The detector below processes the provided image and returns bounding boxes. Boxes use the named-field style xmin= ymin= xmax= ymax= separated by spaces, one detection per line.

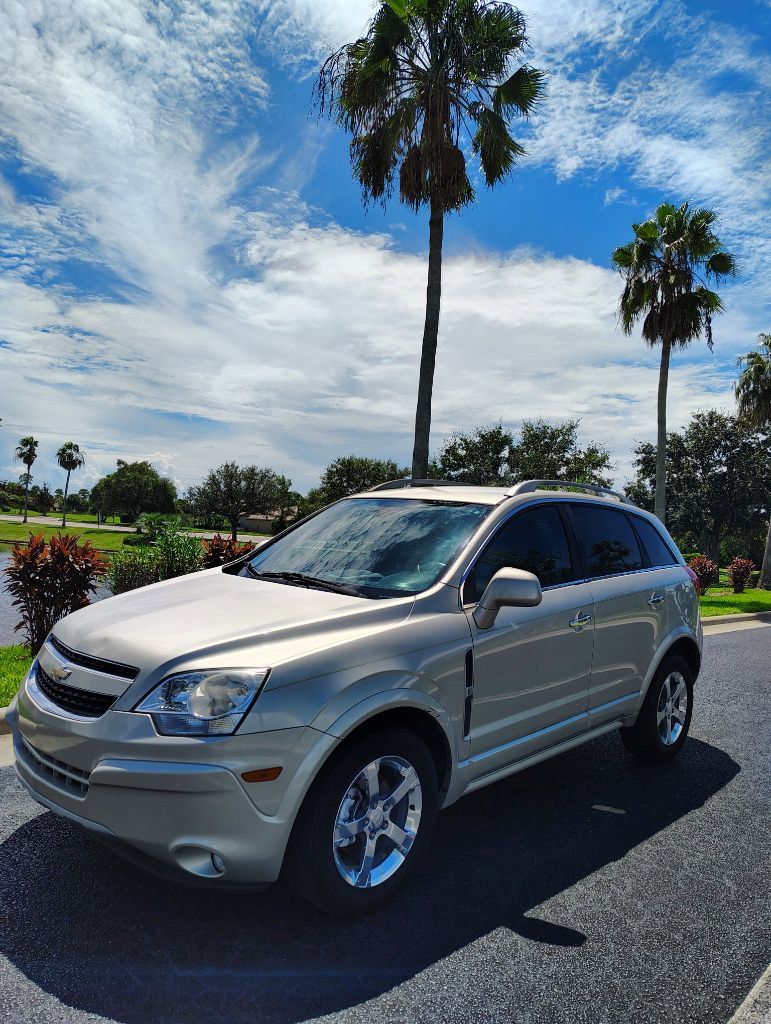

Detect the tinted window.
xmin=465 ymin=505 xmax=574 ymax=603
xmin=568 ymin=505 xmax=644 ymax=577
xmin=632 ymin=516 xmax=677 ymax=567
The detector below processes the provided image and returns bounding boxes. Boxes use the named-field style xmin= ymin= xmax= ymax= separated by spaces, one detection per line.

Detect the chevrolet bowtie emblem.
xmin=49 ymin=663 xmax=73 ymax=683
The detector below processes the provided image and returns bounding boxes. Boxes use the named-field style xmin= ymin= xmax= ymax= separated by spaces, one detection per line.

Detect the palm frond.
xmin=316 ymin=0 xmax=543 ymax=213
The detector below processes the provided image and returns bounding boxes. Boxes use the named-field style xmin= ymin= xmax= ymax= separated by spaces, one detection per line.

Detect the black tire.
xmin=283 ymin=728 xmax=439 ymax=916
xmin=620 ymin=654 xmax=694 ymax=762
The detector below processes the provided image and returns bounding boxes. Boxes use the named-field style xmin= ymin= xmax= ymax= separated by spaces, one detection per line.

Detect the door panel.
xmin=464 ymin=581 xmax=595 ymax=779
xmin=586 ymin=568 xmax=670 ymax=721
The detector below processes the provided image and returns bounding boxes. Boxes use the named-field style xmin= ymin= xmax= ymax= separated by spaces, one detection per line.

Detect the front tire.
xmin=284 ymin=729 xmax=439 ymax=916
xmin=620 ymin=655 xmax=694 ymax=762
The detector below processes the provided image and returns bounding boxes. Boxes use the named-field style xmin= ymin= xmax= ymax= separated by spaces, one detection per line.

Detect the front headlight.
xmin=136 ymin=669 xmax=269 ymax=736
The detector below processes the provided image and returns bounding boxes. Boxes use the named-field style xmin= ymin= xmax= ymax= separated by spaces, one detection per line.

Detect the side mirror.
xmin=473 ymin=567 xmax=542 ymax=630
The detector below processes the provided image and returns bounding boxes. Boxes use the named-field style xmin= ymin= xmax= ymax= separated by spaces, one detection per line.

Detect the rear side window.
xmin=465 ymin=505 xmax=575 ymax=603
xmin=568 ymin=505 xmax=644 ymax=578
xmin=632 ymin=516 xmax=678 ymax=567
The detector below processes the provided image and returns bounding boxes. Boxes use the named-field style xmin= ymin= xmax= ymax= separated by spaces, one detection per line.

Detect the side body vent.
xmin=463 ymin=648 xmax=474 ymax=739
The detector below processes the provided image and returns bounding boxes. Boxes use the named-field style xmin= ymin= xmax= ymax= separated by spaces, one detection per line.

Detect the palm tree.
xmin=612 ymin=203 xmax=736 ymax=523
xmin=736 ymin=332 xmax=771 ymax=588
xmin=56 ymin=442 xmax=86 ymax=528
xmin=14 ymin=436 xmax=38 ymax=523
xmin=317 ymin=0 xmax=545 ymax=479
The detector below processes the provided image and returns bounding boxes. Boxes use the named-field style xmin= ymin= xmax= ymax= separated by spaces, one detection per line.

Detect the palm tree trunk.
xmin=759 ymin=517 xmax=771 ymax=590
xmin=62 ymin=469 xmax=71 ymax=528
xmin=654 ymin=337 xmax=672 ymax=523
xmin=22 ymin=473 xmax=29 ymax=524
xmin=411 ymin=195 xmax=444 ymax=480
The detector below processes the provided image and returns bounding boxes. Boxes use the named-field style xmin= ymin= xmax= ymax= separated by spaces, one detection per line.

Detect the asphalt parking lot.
xmin=0 ymin=624 xmax=769 ymax=1024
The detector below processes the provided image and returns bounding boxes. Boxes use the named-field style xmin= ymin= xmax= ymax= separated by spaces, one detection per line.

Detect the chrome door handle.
xmin=569 ymin=612 xmax=593 ymax=631
xmin=648 ymin=593 xmax=665 ymax=606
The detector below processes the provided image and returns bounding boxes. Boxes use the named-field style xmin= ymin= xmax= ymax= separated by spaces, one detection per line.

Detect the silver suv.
xmin=9 ymin=479 xmax=702 ymax=915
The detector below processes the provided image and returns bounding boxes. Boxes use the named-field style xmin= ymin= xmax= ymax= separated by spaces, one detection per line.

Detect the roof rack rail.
xmin=506 ymin=479 xmax=635 ymax=506
xmin=369 ymin=478 xmax=458 ymax=491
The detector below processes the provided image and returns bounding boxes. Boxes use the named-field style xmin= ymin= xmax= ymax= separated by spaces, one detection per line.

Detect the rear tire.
xmin=620 ymin=655 xmax=694 ymax=762
xmin=284 ymin=728 xmax=439 ymax=916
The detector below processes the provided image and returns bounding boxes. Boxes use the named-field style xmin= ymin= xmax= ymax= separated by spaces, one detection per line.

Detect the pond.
xmin=0 ymin=552 xmax=113 ymax=647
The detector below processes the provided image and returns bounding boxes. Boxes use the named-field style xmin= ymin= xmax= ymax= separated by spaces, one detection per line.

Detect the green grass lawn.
xmin=37 ymin=511 xmax=127 ymax=525
xmin=0 ymin=645 xmax=32 ymax=707
xmin=0 ymin=522 xmax=131 ymax=552
xmin=699 ymin=587 xmax=771 ymax=617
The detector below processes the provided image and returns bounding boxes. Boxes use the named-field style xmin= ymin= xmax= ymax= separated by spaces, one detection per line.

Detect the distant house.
xmin=238 ymin=509 xmax=297 ymax=534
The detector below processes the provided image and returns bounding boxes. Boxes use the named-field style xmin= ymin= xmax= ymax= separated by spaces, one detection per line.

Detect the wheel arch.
xmin=324 ymin=695 xmax=455 ymax=805
xmin=641 ymin=630 xmax=701 ymax=703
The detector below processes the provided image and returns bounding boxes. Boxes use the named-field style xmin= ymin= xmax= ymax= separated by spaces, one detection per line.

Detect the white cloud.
xmin=0 ymin=0 xmax=766 ymax=499
xmin=0 ymin=218 xmax=748 ymax=493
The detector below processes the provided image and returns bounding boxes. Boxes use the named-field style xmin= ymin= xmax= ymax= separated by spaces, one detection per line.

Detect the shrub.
xmin=122 ymin=534 xmax=149 ymax=547
xmin=726 ymin=556 xmax=755 ymax=595
xmin=688 ymin=554 xmax=718 ymax=595
xmin=201 ymin=534 xmax=254 ymax=569
xmin=108 ymin=547 xmax=160 ymax=595
xmin=137 ymin=512 xmax=171 ymax=542
xmin=155 ymin=522 xmax=202 ymax=580
xmin=3 ymin=533 xmax=107 ymax=654
xmin=109 ymin=521 xmax=201 ymax=595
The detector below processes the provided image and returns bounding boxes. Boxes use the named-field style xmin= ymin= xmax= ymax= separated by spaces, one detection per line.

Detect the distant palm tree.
xmin=14 ymin=436 xmax=38 ymax=523
xmin=56 ymin=442 xmax=86 ymax=528
xmin=612 ymin=203 xmax=736 ymax=523
xmin=318 ymin=0 xmax=545 ymax=479
xmin=736 ymin=332 xmax=771 ymax=589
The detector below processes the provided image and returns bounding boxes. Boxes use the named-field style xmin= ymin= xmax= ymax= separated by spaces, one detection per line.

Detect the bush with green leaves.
xmin=155 ymin=522 xmax=202 ymax=580
xmin=109 ymin=521 xmax=201 ymax=594
xmin=108 ymin=546 xmax=160 ymax=595
xmin=137 ymin=512 xmax=172 ymax=542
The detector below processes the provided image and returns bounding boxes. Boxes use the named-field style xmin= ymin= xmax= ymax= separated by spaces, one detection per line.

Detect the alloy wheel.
xmin=332 ymin=755 xmax=422 ymax=888
xmin=657 ymin=671 xmax=688 ymax=746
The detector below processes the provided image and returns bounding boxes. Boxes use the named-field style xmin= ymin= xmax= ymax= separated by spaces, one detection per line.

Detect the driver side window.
xmin=464 ymin=505 xmax=575 ymax=604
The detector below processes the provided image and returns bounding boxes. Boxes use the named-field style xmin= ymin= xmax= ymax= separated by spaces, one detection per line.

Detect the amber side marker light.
xmin=241 ymin=767 xmax=283 ymax=783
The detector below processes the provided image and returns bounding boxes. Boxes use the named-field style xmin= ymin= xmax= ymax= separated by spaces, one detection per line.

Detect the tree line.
xmin=3 ymin=400 xmax=769 ymax=583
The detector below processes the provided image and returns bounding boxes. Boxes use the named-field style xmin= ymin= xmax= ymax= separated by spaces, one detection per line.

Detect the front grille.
xmin=20 ymin=736 xmax=91 ymax=797
xmin=36 ymin=663 xmax=117 ymax=718
xmin=49 ymin=634 xmax=138 ymax=680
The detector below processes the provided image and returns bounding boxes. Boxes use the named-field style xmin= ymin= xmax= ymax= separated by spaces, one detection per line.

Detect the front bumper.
xmin=9 ymin=676 xmax=335 ymax=885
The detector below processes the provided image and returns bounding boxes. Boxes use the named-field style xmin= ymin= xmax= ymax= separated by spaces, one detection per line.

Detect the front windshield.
xmin=242 ymin=497 xmax=490 ymax=599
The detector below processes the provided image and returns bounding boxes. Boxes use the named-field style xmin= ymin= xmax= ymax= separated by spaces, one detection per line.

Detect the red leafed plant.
xmin=200 ymin=534 xmax=254 ymax=569
xmin=3 ymin=533 xmax=108 ymax=654
xmin=688 ymin=554 xmax=718 ymax=595
xmin=726 ymin=556 xmax=755 ymax=595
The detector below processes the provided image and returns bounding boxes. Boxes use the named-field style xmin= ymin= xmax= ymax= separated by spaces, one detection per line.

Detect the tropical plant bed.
xmin=0 ymin=646 xmax=32 ymax=708
xmin=699 ymin=588 xmax=771 ymax=617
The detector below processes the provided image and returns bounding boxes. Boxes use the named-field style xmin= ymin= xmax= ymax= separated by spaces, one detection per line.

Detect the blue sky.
xmin=0 ymin=0 xmax=769 ymax=494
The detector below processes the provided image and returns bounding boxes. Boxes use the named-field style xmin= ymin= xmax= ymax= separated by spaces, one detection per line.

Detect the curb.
xmin=702 ymin=610 xmax=771 ymax=626
xmin=0 ymin=706 xmax=10 ymax=737
xmin=729 ymin=964 xmax=771 ymax=1023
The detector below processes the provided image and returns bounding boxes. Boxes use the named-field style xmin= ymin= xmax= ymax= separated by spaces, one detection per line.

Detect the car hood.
xmin=53 ymin=568 xmax=415 ymax=681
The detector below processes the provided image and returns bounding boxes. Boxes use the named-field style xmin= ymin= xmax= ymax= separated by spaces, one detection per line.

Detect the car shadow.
xmin=0 ymin=733 xmax=739 ymax=1024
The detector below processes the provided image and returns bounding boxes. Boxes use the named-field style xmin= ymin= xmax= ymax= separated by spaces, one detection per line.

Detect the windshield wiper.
xmin=246 ymin=568 xmax=360 ymax=596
